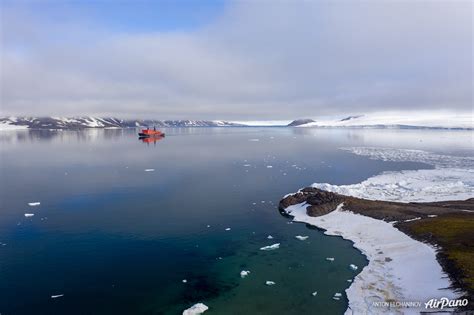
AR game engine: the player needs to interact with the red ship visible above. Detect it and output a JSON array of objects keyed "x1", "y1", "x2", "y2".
[{"x1": 138, "y1": 127, "x2": 165, "y2": 138}]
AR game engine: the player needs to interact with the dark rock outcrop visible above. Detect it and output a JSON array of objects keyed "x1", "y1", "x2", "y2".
[
  {"x1": 287, "y1": 119, "x2": 315, "y2": 127},
  {"x1": 279, "y1": 187, "x2": 474, "y2": 221}
]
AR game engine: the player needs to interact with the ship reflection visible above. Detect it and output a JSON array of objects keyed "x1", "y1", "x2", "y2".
[{"x1": 139, "y1": 136, "x2": 164, "y2": 146}]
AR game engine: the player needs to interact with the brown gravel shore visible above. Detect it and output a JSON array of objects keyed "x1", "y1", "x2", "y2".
[{"x1": 279, "y1": 188, "x2": 474, "y2": 307}]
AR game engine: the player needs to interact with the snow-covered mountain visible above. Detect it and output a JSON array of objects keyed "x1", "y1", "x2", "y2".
[
  {"x1": 287, "y1": 119, "x2": 316, "y2": 127},
  {"x1": 0, "y1": 117, "x2": 245, "y2": 130},
  {"x1": 289, "y1": 113, "x2": 473, "y2": 130}
]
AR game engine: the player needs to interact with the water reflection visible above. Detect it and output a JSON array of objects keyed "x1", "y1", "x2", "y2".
[{"x1": 139, "y1": 136, "x2": 165, "y2": 145}]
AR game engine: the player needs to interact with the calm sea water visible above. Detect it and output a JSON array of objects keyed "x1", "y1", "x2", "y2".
[{"x1": 0, "y1": 127, "x2": 471, "y2": 314}]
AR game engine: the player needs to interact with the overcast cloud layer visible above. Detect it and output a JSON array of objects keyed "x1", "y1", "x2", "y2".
[{"x1": 1, "y1": 1, "x2": 472, "y2": 119}]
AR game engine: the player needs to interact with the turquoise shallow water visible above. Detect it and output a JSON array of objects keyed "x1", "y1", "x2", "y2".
[{"x1": 1, "y1": 127, "x2": 470, "y2": 314}]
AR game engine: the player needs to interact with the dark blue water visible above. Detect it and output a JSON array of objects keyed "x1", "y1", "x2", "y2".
[{"x1": 0, "y1": 127, "x2": 450, "y2": 314}]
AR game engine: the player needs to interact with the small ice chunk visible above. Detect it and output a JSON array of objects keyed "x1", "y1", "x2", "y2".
[
  {"x1": 243, "y1": 164, "x2": 251, "y2": 167},
  {"x1": 333, "y1": 297, "x2": 341, "y2": 301},
  {"x1": 326, "y1": 257, "x2": 335, "y2": 261},
  {"x1": 225, "y1": 227, "x2": 231, "y2": 231},
  {"x1": 404, "y1": 217, "x2": 421, "y2": 222},
  {"x1": 334, "y1": 293, "x2": 342, "y2": 297},
  {"x1": 267, "y1": 235, "x2": 274, "y2": 239},
  {"x1": 206, "y1": 225, "x2": 211, "y2": 228},
  {"x1": 240, "y1": 270, "x2": 250, "y2": 278},
  {"x1": 349, "y1": 264, "x2": 358, "y2": 271},
  {"x1": 266, "y1": 165, "x2": 273, "y2": 168},
  {"x1": 427, "y1": 215, "x2": 438, "y2": 218},
  {"x1": 312, "y1": 291, "x2": 318, "y2": 296},
  {"x1": 51, "y1": 294, "x2": 64, "y2": 299},
  {"x1": 182, "y1": 303, "x2": 209, "y2": 315},
  {"x1": 295, "y1": 235, "x2": 308, "y2": 241},
  {"x1": 347, "y1": 279, "x2": 352, "y2": 283},
  {"x1": 28, "y1": 202, "x2": 40, "y2": 206},
  {"x1": 248, "y1": 139, "x2": 260, "y2": 142},
  {"x1": 182, "y1": 279, "x2": 187, "y2": 283},
  {"x1": 144, "y1": 169, "x2": 155, "y2": 172},
  {"x1": 260, "y1": 243, "x2": 280, "y2": 251},
  {"x1": 265, "y1": 281, "x2": 275, "y2": 286},
  {"x1": 24, "y1": 213, "x2": 35, "y2": 217}
]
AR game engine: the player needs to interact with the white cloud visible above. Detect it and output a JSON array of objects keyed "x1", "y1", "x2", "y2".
[{"x1": 1, "y1": 1, "x2": 472, "y2": 119}]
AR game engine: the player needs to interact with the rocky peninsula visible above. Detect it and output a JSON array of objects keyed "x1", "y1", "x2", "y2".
[{"x1": 279, "y1": 187, "x2": 473, "y2": 312}]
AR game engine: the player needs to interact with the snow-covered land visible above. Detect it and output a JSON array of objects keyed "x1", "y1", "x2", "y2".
[
  {"x1": 283, "y1": 147, "x2": 472, "y2": 314},
  {"x1": 295, "y1": 113, "x2": 473, "y2": 129},
  {"x1": 0, "y1": 116, "x2": 245, "y2": 130},
  {"x1": 0, "y1": 123, "x2": 28, "y2": 130},
  {"x1": 285, "y1": 203, "x2": 459, "y2": 315}
]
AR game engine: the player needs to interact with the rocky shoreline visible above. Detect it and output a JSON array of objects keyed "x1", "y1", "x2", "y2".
[{"x1": 279, "y1": 188, "x2": 474, "y2": 310}]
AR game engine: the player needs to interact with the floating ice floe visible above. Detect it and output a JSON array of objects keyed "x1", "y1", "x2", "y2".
[
  {"x1": 240, "y1": 270, "x2": 250, "y2": 278},
  {"x1": 312, "y1": 291, "x2": 318, "y2": 296},
  {"x1": 266, "y1": 165, "x2": 273, "y2": 168},
  {"x1": 248, "y1": 139, "x2": 260, "y2": 142},
  {"x1": 325, "y1": 257, "x2": 335, "y2": 262},
  {"x1": 206, "y1": 225, "x2": 211, "y2": 228},
  {"x1": 24, "y1": 213, "x2": 35, "y2": 217},
  {"x1": 144, "y1": 169, "x2": 155, "y2": 172},
  {"x1": 347, "y1": 279, "x2": 352, "y2": 283},
  {"x1": 28, "y1": 202, "x2": 40, "y2": 207},
  {"x1": 51, "y1": 294, "x2": 64, "y2": 299},
  {"x1": 182, "y1": 279, "x2": 187, "y2": 283},
  {"x1": 349, "y1": 264, "x2": 358, "y2": 271},
  {"x1": 265, "y1": 281, "x2": 276, "y2": 286},
  {"x1": 333, "y1": 292, "x2": 342, "y2": 300},
  {"x1": 267, "y1": 235, "x2": 274, "y2": 239},
  {"x1": 295, "y1": 235, "x2": 308, "y2": 241},
  {"x1": 313, "y1": 148, "x2": 474, "y2": 203},
  {"x1": 427, "y1": 215, "x2": 438, "y2": 218},
  {"x1": 225, "y1": 227, "x2": 231, "y2": 231},
  {"x1": 243, "y1": 164, "x2": 251, "y2": 167},
  {"x1": 260, "y1": 243, "x2": 280, "y2": 251},
  {"x1": 182, "y1": 303, "x2": 209, "y2": 315}
]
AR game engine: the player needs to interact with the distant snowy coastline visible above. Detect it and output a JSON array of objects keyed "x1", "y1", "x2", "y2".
[
  {"x1": 283, "y1": 147, "x2": 473, "y2": 314},
  {"x1": 293, "y1": 113, "x2": 473, "y2": 129},
  {"x1": 1, "y1": 112, "x2": 472, "y2": 130}
]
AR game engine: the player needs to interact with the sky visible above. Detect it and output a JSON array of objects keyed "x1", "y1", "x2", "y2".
[{"x1": 0, "y1": 0, "x2": 472, "y2": 120}]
